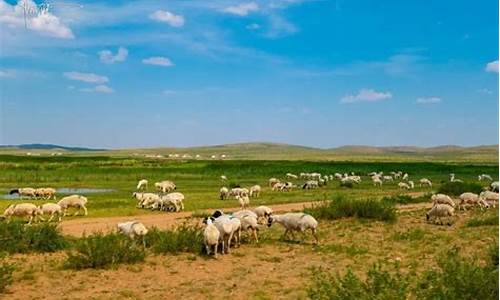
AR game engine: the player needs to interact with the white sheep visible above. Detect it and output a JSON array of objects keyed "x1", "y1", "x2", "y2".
[
  {"x1": 232, "y1": 210, "x2": 259, "y2": 243},
  {"x1": 160, "y1": 192, "x2": 185, "y2": 212},
  {"x1": 136, "y1": 179, "x2": 148, "y2": 191},
  {"x1": 398, "y1": 182, "x2": 410, "y2": 190},
  {"x1": 211, "y1": 211, "x2": 241, "y2": 254},
  {"x1": 419, "y1": 178, "x2": 432, "y2": 188},
  {"x1": 236, "y1": 194, "x2": 250, "y2": 209},
  {"x1": 372, "y1": 177, "x2": 383, "y2": 187},
  {"x1": 408, "y1": 181, "x2": 415, "y2": 189},
  {"x1": 9, "y1": 188, "x2": 36, "y2": 199},
  {"x1": 426, "y1": 204, "x2": 454, "y2": 225},
  {"x1": 203, "y1": 217, "x2": 220, "y2": 258},
  {"x1": 220, "y1": 175, "x2": 228, "y2": 181},
  {"x1": 35, "y1": 188, "x2": 56, "y2": 200},
  {"x1": 154, "y1": 180, "x2": 176, "y2": 193},
  {"x1": 431, "y1": 194, "x2": 456, "y2": 208},
  {"x1": 302, "y1": 180, "x2": 319, "y2": 189},
  {"x1": 449, "y1": 173, "x2": 463, "y2": 183},
  {"x1": 40, "y1": 203, "x2": 62, "y2": 222},
  {"x1": 269, "y1": 178, "x2": 280, "y2": 187},
  {"x1": 57, "y1": 195, "x2": 88, "y2": 216},
  {"x1": 402, "y1": 173, "x2": 409, "y2": 181},
  {"x1": 117, "y1": 221, "x2": 148, "y2": 247},
  {"x1": 267, "y1": 213, "x2": 319, "y2": 245},
  {"x1": 286, "y1": 173, "x2": 298, "y2": 179},
  {"x1": 458, "y1": 192, "x2": 488, "y2": 210},
  {"x1": 490, "y1": 181, "x2": 499, "y2": 192},
  {"x1": 479, "y1": 191, "x2": 499, "y2": 208},
  {"x1": 383, "y1": 175, "x2": 394, "y2": 182},
  {"x1": 249, "y1": 185, "x2": 261, "y2": 198},
  {"x1": 253, "y1": 206, "x2": 273, "y2": 224},
  {"x1": 133, "y1": 192, "x2": 160, "y2": 208},
  {"x1": 3, "y1": 203, "x2": 43, "y2": 224},
  {"x1": 219, "y1": 187, "x2": 229, "y2": 200},
  {"x1": 478, "y1": 174, "x2": 493, "y2": 181}
]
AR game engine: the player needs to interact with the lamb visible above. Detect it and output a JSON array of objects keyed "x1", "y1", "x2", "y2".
[
  {"x1": 426, "y1": 204, "x2": 454, "y2": 225},
  {"x1": 232, "y1": 210, "x2": 259, "y2": 243},
  {"x1": 479, "y1": 191, "x2": 499, "y2": 208},
  {"x1": 211, "y1": 210, "x2": 241, "y2": 254},
  {"x1": 117, "y1": 221, "x2": 148, "y2": 247},
  {"x1": 286, "y1": 173, "x2": 298, "y2": 179},
  {"x1": 40, "y1": 203, "x2": 62, "y2": 222},
  {"x1": 154, "y1": 180, "x2": 176, "y2": 193},
  {"x1": 136, "y1": 179, "x2": 148, "y2": 191},
  {"x1": 9, "y1": 188, "x2": 36, "y2": 199},
  {"x1": 57, "y1": 195, "x2": 88, "y2": 216},
  {"x1": 269, "y1": 178, "x2": 280, "y2": 187},
  {"x1": 398, "y1": 182, "x2": 410, "y2": 190},
  {"x1": 249, "y1": 185, "x2": 261, "y2": 198},
  {"x1": 203, "y1": 217, "x2": 220, "y2": 258},
  {"x1": 236, "y1": 194, "x2": 250, "y2": 209},
  {"x1": 431, "y1": 193, "x2": 456, "y2": 208},
  {"x1": 267, "y1": 213, "x2": 319, "y2": 244},
  {"x1": 253, "y1": 206, "x2": 273, "y2": 224},
  {"x1": 160, "y1": 192, "x2": 185, "y2": 212},
  {"x1": 219, "y1": 187, "x2": 229, "y2": 200},
  {"x1": 419, "y1": 178, "x2": 432, "y2": 188},
  {"x1": 3, "y1": 203, "x2": 43, "y2": 224},
  {"x1": 478, "y1": 174, "x2": 493, "y2": 181}
]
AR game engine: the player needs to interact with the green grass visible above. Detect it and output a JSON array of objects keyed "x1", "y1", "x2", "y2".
[
  {"x1": 466, "y1": 213, "x2": 499, "y2": 227},
  {"x1": 0, "y1": 254, "x2": 14, "y2": 293},
  {"x1": 437, "y1": 181, "x2": 484, "y2": 196},
  {"x1": 146, "y1": 223, "x2": 204, "y2": 255},
  {"x1": 0, "y1": 221, "x2": 68, "y2": 254}
]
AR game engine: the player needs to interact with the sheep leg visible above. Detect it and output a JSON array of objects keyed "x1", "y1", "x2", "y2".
[
  {"x1": 47, "y1": 214, "x2": 54, "y2": 222},
  {"x1": 311, "y1": 228, "x2": 319, "y2": 245},
  {"x1": 205, "y1": 244, "x2": 210, "y2": 256},
  {"x1": 214, "y1": 243, "x2": 218, "y2": 258},
  {"x1": 83, "y1": 205, "x2": 88, "y2": 216},
  {"x1": 253, "y1": 229, "x2": 259, "y2": 243},
  {"x1": 63, "y1": 208, "x2": 68, "y2": 217},
  {"x1": 27, "y1": 215, "x2": 33, "y2": 225}
]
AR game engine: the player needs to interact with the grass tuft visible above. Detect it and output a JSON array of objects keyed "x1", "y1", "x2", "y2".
[
  {"x1": 437, "y1": 181, "x2": 483, "y2": 196},
  {"x1": 0, "y1": 221, "x2": 67, "y2": 254},
  {"x1": 146, "y1": 223, "x2": 204, "y2": 255},
  {"x1": 0, "y1": 254, "x2": 14, "y2": 293}
]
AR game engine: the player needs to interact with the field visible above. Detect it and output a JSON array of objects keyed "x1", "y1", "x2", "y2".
[{"x1": 0, "y1": 153, "x2": 498, "y2": 299}]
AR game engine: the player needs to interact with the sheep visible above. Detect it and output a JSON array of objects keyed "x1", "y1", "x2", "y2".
[
  {"x1": 203, "y1": 217, "x2": 220, "y2": 258},
  {"x1": 136, "y1": 179, "x2": 148, "y2": 191},
  {"x1": 219, "y1": 187, "x2": 229, "y2": 200},
  {"x1": 334, "y1": 173, "x2": 343, "y2": 180},
  {"x1": 402, "y1": 173, "x2": 409, "y2": 181},
  {"x1": 280, "y1": 182, "x2": 294, "y2": 191},
  {"x1": 269, "y1": 178, "x2": 280, "y2": 187},
  {"x1": 9, "y1": 188, "x2": 36, "y2": 199},
  {"x1": 154, "y1": 180, "x2": 176, "y2": 193},
  {"x1": 253, "y1": 206, "x2": 273, "y2": 224},
  {"x1": 211, "y1": 210, "x2": 241, "y2": 254},
  {"x1": 458, "y1": 192, "x2": 488, "y2": 210},
  {"x1": 268, "y1": 213, "x2": 319, "y2": 244},
  {"x1": 478, "y1": 174, "x2": 493, "y2": 181},
  {"x1": 117, "y1": 221, "x2": 148, "y2": 247},
  {"x1": 35, "y1": 188, "x2": 56, "y2": 200},
  {"x1": 229, "y1": 187, "x2": 249, "y2": 198},
  {"x1": 419, "y1": 178, "x2": 432, "y2": 188},
  {"x1": 372, "y1": 177, "x2": 383, "y2": 187},
  {"x1": 249, "y1": 185, "x2": 261, "y2": 198},
  {"x1": 383, "y1": 175, "x2": 394, "y2": 182},
  {"x1": 3, "y1": 203, "x2": 43, "y2": 224},
  {"x1": 57, "y1": 195, "x2": 88, "y2": 216},
  {"x1": 40, "y1": 203, "x2": 63, "y2": 222},
  {"x1": 236, "y1": 194, "x2": 250, "y2": 209},
  {"x1": 408, "y1": 181, "x2": 415, "y2": 189},
  {"x1": 132, "y1": 192, "x2": 160, "y2": 208},
  {"x1": 302, "y1": 180, "x2": 319, "y2": 189},
  {"x1": 232, "y1": 210, "x2": 259, "y2": 243},
  {"x1": 431, "y1": 194, "x2": 456, "y2": 208},
  {"x1": 426, "y1": 204, "x2": 454, "y2": 225},
  {"x1": 160, "y1": 192, "x2": 185, "y2": 212},
  {"x1": 286, "y1": 173, "x2": 298, "y2": 179},
  {"x1": 490, "y1": 181, "x2": 499, "y2": 193},
  {"x1": 398, "y1": 182, "x2": 410, "y2": 190},
  {"x1": 449, "y1": 173, "x2": 463, "y2": 183},
  {"x1": 479, "y1": 191, "x2": 499, "y2": 208},
  {"x1": 220, "y1": 175, "x2": 228, "y2": 181}
]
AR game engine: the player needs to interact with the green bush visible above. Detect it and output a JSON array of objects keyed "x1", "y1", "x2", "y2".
[
  {"x1": 305, "y1": 196, "x2": 396, "y2": 223},
  {"x1": 0, "y1": 255, "x2": 14, "y2": 293},
  {"x1": 308, "y1": 244, "x2": 499, "y2": 300},
  {"x1": 382, "y1": 193, "x2": 431, "y2": 205},
  {"x1": 438, "y1": 182, "x2": 483, "y2": 196},
  {"x1": 339, "y1": 181, "x2": 354, "y2": 188},
  {"x1": 146, "y1": 223, "x2": 204, "y2": 255},
  {"x1": 466, "y1": 215, "x2": 499, "y2": 227},
  {"x1": 65, "y1": 233, "x2": 145, "y2": 269},
  {"x1": 0, "y1": 221, "x2": 67, "y2": 254}
]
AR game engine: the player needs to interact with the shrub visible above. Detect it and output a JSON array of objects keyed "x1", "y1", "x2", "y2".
[
  {"x1": 65, "y1": 233, "x2": 145, "y2": 269},
  {"x1": 304, "y1": 196, "x2": 396, "y2": 223},
  {"x1": 466, "y1": 215, "x2": 499, "y2": 227},
  {"x1": 0, "y1": 255, "x2": 14, "y2": 293},
  {"x1": 0, "y1": 221, "x2": 68, "y2": 254},
  {"x1": 339, "y1": 181, "x2": 354, "y2": 189},
  {"x1": 146, "y1": 223, "x2": 204, "y2": 255},
  {"x1": 382, "y1": 193, "x2": 431, "y2": 205},
  {"x1": 438, "y1": 182, "x2": 483, "y2": 196}
]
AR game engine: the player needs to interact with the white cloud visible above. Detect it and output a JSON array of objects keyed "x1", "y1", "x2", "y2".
[
  {"x1": 246, "y1": 23, "x2": 260, "y2": 30},
  {"x1": 149, "y1": 10, "x2": 185, "y2": 27},
  {"x1": 98, "y1": 47, "x2": 128, "y2": 64},
  {"x1": 80, "y1": 85, "x2": 114, "y2": 93},
  {"x1": 341, "y1": 89, "x2": 392, "y2": 104},
  {"x1": 142, "y1": 56, "x2": 174, "y2": 67},
  {"x1": 0, "y1": 0, "x2": 74, "y2": 39},
  {"x1": 222, "y1": 2, "x2": 259, "y2": 16},
  {"x1": 265, "y1": 14, "x2": 298, "y2": 38},
  {"x1": 0, "y1": 69, "x2": 15, "y2": 78},
  {"x1": 485, "y1": 60, "x2": 499, "y2": 73},
  {"x1": 416, "y1": 97, "x2": 442, "y2": 104},
  {"x1": 63, "y1": 72, "x2": 109, "y2": 84},
  {"x1": 477, "y1": 88, "x2": 493, "y2": 94}
]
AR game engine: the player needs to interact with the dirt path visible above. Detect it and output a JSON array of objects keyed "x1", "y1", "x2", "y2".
[{"x1": 60, "y1": 201, "x2": 315, "y2": 236}]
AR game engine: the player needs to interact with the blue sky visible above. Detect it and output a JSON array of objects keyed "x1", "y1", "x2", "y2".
[{"x1": 0, "y1": 0, "x2": 498, "y2": 149}]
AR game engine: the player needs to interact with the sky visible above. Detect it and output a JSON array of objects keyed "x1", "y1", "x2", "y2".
[{"x1": 0, "y1": 0, "x2": 498, "y2": 149}]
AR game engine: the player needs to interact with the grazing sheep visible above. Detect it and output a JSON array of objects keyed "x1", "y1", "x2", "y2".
[
  {"x1": 253, "y1": 206, "x2": 273, "y2": 224},
  {"x1": 117, "y1": 221, "x2": 148, "y2": 247},
  {"x1": 478, "y1": 174, "x2": 493, "y2": 181},
  {"x1": 302, "y1": 180, "x2": 319, "y2": 189},
  {"x1": 220, "y1": 175, "x2": 228, "y2": 181},
  {"x1": 286, "y1": 173, "x2": 298, "y2": 179},
  {"x1": 154, "y1": 181, "x2": 176, "y2": 193},
  {"x1": 431, "y1": 194, "x2": 456, "y2": 208},
  {"x1": 3, "y1": 203, "x2": 43, "y2": 224},
  {"x1": 203, "y1": 217, "x2": 220, "y2": 258},
  {"x1": 490, "y1": 181, "x2": 499, "y2": 193},
  {"x1": 268, "y1": 213, "x2": 319, "y2": 244},
  {"x1": 458, "y1": 192, "x2": 488, "y2": 210},
  {"x1": 232, "y1": 210, "x2": 259, "y2": 243},
  {"x1": 272, "y1": 182, "x2": 285, "y2": 191},
  {"x1": 449, "y1": 173, "x2": 463, "y2": 183},
  {"x1": 426, "y1": 204, "x2": 454, "y2": 225},
  {"x1": 219, "y1": 187, "x2": 229, "y2": 200},
  {"x1": 398, "y1": 182, "x2": 410, "y2": 190},
  {"x1": 236, "y1": 194, "x2": 250, "y2": 209},
  {"x1": 57, "y1": 195, "x2": 88, "y2": 216},
  {"x1": 372, "y1": 177, "x2": 383, "y2": 187},
  {"x1": 211, "y1": 210, "x2": 241, "y2": 254},
  {"x1": 402, "y1": 173, "x2": 409, "y2": 181},
  {"x1": 40, "y1": 203, "x2": 62, "y2": 222},
  {"x1": 281, "y1": 182, "x2": 294, "y2": 191},
  {"x1": 419, "y1": 178, "x2": 432, "y2": 188},
  {"x1": 133, "y1": 192, "x2": 160, "y2": 208},
  {"x1": 408, "y1": 181, "x2": 415, "y2": 189},
  {"x1": 160, "y1": 192, "x2": 185, "y2": 212},
  {"x1": 249, "y1": 185, "x2": 261, "y2": 198},
  {"x1": 479, "y1": 191, "x2": 499, "y2": 208},
  {"x1": 229, "y1": 187, "x2": 249, "y2": 198},
  {"x1": 35, "y1": 188, "x2": 57, "y2": 200},
  {"x1": 136, "y1": 179, "x2": 148, "y2": 191},
  {"x1": 383, "y1": 175, "x2": 394, "y2": 182},
  {"x1": 269, "y1": 178, "x2": 280, "y2": 187},
  {"x1": 9, "y1": 188, "x2": 36, "y2": 199}
]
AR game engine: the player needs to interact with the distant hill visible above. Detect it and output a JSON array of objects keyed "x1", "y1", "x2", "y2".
[{"x1": 0, "y1": 144, "x2": 105, "y2": 152}]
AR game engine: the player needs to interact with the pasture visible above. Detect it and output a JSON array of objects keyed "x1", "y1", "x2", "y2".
[{"x1": 0, "y1": 154, "x2": 498, "y2": 299}]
